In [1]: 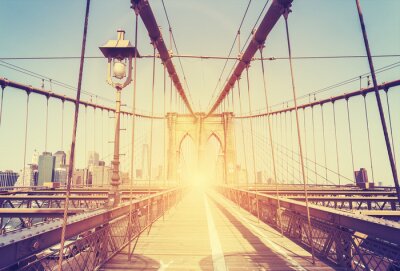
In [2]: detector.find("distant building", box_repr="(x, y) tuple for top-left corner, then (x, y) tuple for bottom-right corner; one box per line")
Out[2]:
(0, 171), (19, 187)
(31, 149), (39, 165)
(38, 152), (55, 185)
(256, 170), (267, 184)
(54, 151), (66, 168)
(89, 165), (112, 187)
(72, 169), (87, 186)
(54, 168), (67, 184)
(88, 151), (99, 167)
(15, 164), (39, 187)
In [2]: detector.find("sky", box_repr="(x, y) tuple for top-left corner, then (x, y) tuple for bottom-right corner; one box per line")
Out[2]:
(0, 0), (399, 185)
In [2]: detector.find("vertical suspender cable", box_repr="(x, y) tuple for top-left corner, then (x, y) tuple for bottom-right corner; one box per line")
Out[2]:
(169, 28), (173, 112)
(22, 94), (30, 187)
(45, 97), (49, 152)
(355, 0), (400, 204)
(321, 105), (328, 183)
(384, 88), (397, 166)
(259, 48), (283, 234)
(0, 85), (4, 127)
(290, 111), (295, 183)
(147, 45), (156, 226)
(84, 106), (88, 185)
(346, 98), (355, 174)
(302, 109), (309, 181)
(279, 113), (284, 183)
(363, 95), (375, 182)
(94, 99), (96, 157)
(311, 104), (317, 184)
(164, 64), (167, 186)
(58, 0), (90, 268)
(61, 101), (65, 150)
(101, 109), (104, 164)
(237, 81), (249, 187)
(128, 12), (139, 253)
(332, 102), (341, 186)
(101, 110), (105, 186)
(283, 10), (315, 264)
(245, 67), (260, 222)
(285, 111), (289, 183)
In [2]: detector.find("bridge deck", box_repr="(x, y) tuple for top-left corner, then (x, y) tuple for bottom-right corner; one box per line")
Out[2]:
(101, 189), (339, 270)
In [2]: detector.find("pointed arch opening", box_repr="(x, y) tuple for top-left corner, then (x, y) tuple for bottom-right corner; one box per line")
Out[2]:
(178, 132), (196, 184)
(203, 132), (225, 184)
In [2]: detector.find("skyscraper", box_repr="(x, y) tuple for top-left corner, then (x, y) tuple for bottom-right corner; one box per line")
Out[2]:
(31, 149), (39, 164)
(54, 151), (66, 168)
(0, 171), (19, 188)
(38, 152), (55, 186)
(88, 151), (99, 167)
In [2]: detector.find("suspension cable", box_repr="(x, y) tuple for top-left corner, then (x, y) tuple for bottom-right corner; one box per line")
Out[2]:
(61, 101), (65, 150)
(84, 106), (88, 183)
(302, 109), (309, 181)
(161, 0), (194, 108)
(285, 111), (289, 184)
(283, 9), (315, 264)
(384, 88), (397, 166)
(259, 47), (283, 234)
(311, 103), (317, 184)
(357, 0), (399, 202)
(345, 98), (355, 173)
(0, 85), (4, 127)
(363, 95), (375, 182)
(93, 99), (96, 156)
(245, 66), (260, 222)
(163, 63), (167, 186)
(321, 104), (328, 182)
(22, 94), (30, 186)
(44, 97), (49, 152)
(207, 0), (253, 110)
(290, 111), (295, 182)
(57, 0), (90, 268)
(332, 102), (341, 185)
(237, 80), (249, 187)
(147, 44), (157, 227)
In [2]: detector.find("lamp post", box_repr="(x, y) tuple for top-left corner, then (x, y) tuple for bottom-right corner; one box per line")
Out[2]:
(99, 29), (139, 207)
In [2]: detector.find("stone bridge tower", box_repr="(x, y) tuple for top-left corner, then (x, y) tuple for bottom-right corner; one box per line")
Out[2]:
(166, 112), (237, 184)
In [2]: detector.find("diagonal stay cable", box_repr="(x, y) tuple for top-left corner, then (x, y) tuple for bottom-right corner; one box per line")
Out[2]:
(206, 0), (253, 111)
(161, 0), (195, 109)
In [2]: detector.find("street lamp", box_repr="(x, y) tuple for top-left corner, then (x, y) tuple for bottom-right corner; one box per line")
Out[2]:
(99, 29), (139, 207)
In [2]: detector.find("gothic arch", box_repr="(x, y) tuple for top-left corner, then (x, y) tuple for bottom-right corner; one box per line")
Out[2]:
(166, 112), (236, 184)
(206, 132), (224, 153)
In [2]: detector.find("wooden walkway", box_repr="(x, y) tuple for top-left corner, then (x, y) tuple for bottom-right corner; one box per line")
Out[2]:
(101, 189), (339, 271)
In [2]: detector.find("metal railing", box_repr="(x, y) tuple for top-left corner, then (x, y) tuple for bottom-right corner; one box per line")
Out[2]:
(217, 186), (400, 271)
(0, 187), (183, 270)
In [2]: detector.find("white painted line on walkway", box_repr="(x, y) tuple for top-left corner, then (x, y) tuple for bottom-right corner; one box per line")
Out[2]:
(204, 194), (227, 271)
(215, 193), (307, 271)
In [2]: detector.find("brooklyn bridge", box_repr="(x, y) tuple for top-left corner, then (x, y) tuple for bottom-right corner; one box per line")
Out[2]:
(0, 0), (399, 270)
